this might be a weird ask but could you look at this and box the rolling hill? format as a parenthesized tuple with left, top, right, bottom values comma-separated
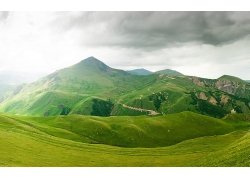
(0, 112, 249, 166)
(0, 56, 249, 118)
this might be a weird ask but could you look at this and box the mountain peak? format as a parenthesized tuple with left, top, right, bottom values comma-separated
(76, 56, 113, 73)
(81, 56, 101, 63)
(154, 69, 183, 76)
(218, 75, 245, 83)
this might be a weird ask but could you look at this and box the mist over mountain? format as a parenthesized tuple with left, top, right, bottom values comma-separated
(0, 71, 48, 85)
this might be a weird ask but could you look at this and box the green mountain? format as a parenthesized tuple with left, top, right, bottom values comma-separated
(0, 57, 157, 116)
(154, 69, 183, 76)
(126, 68, 152, 75)
(246, 80, 250, 83)
(0, 57, 249, 118)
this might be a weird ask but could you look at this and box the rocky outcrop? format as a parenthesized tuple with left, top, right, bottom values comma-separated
(220, 94, 230, 105)
(231, 109, 236, 114)
(199, 92, 208, 100)
(215, 79, 239, 95)
(188, 76, 205, 87)
(209, 96, 217, 105)
(188, 76, 250, 99)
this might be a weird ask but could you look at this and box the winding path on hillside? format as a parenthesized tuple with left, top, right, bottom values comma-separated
(122, 104, 159, 116)
(148, 87, 155, 94)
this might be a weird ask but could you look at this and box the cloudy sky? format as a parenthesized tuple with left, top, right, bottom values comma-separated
(1, 11, 250, 79)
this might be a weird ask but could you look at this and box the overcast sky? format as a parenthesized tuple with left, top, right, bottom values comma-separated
(1, 11, 250, 79)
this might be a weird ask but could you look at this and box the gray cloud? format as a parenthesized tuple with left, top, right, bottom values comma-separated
(51, 11, 250, 50)
(0, 11, 9, 22)
(1, 11, 250, 80)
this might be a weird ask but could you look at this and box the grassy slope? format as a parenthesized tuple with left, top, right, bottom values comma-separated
(0, 112, 249, 166)
(112, 74, 250, 117)
(2, 111, 236, 148)
(188, 132, 250, 166)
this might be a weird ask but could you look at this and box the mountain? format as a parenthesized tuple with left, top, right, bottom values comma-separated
(154, 69, 183, 76)
(246, 80, 250, 83)
(0, 56, 250, 118)
(126, 68, 152, 75)
(0, 57, 156, 116)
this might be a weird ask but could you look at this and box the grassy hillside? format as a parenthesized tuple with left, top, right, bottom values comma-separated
(112, 74, 250, 117)
(188, 132, 250, 166)
(0, 112, 250, 166)
(0, 111, 243, 148)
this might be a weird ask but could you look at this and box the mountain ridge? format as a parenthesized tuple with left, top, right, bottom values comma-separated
(0, 56, 249, 118)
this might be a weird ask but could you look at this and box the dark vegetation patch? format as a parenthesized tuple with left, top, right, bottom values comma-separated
(60, 106, 71, 115)
(197, 100, 228, 118)
(149, 92, 166, 111)
(91, 99, 114, 116)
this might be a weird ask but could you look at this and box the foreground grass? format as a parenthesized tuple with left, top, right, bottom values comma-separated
(0, 126, 246, 167)
(0, 112, 250, 166)
(188, 132, 250, 167)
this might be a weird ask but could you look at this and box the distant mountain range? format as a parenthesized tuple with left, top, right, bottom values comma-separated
(126, 68, 152, 75)
(0, 56, 249, 118)
(126, 68, 183, 76)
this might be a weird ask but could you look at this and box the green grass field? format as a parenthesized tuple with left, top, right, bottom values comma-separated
(0, 112, 250, 167)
